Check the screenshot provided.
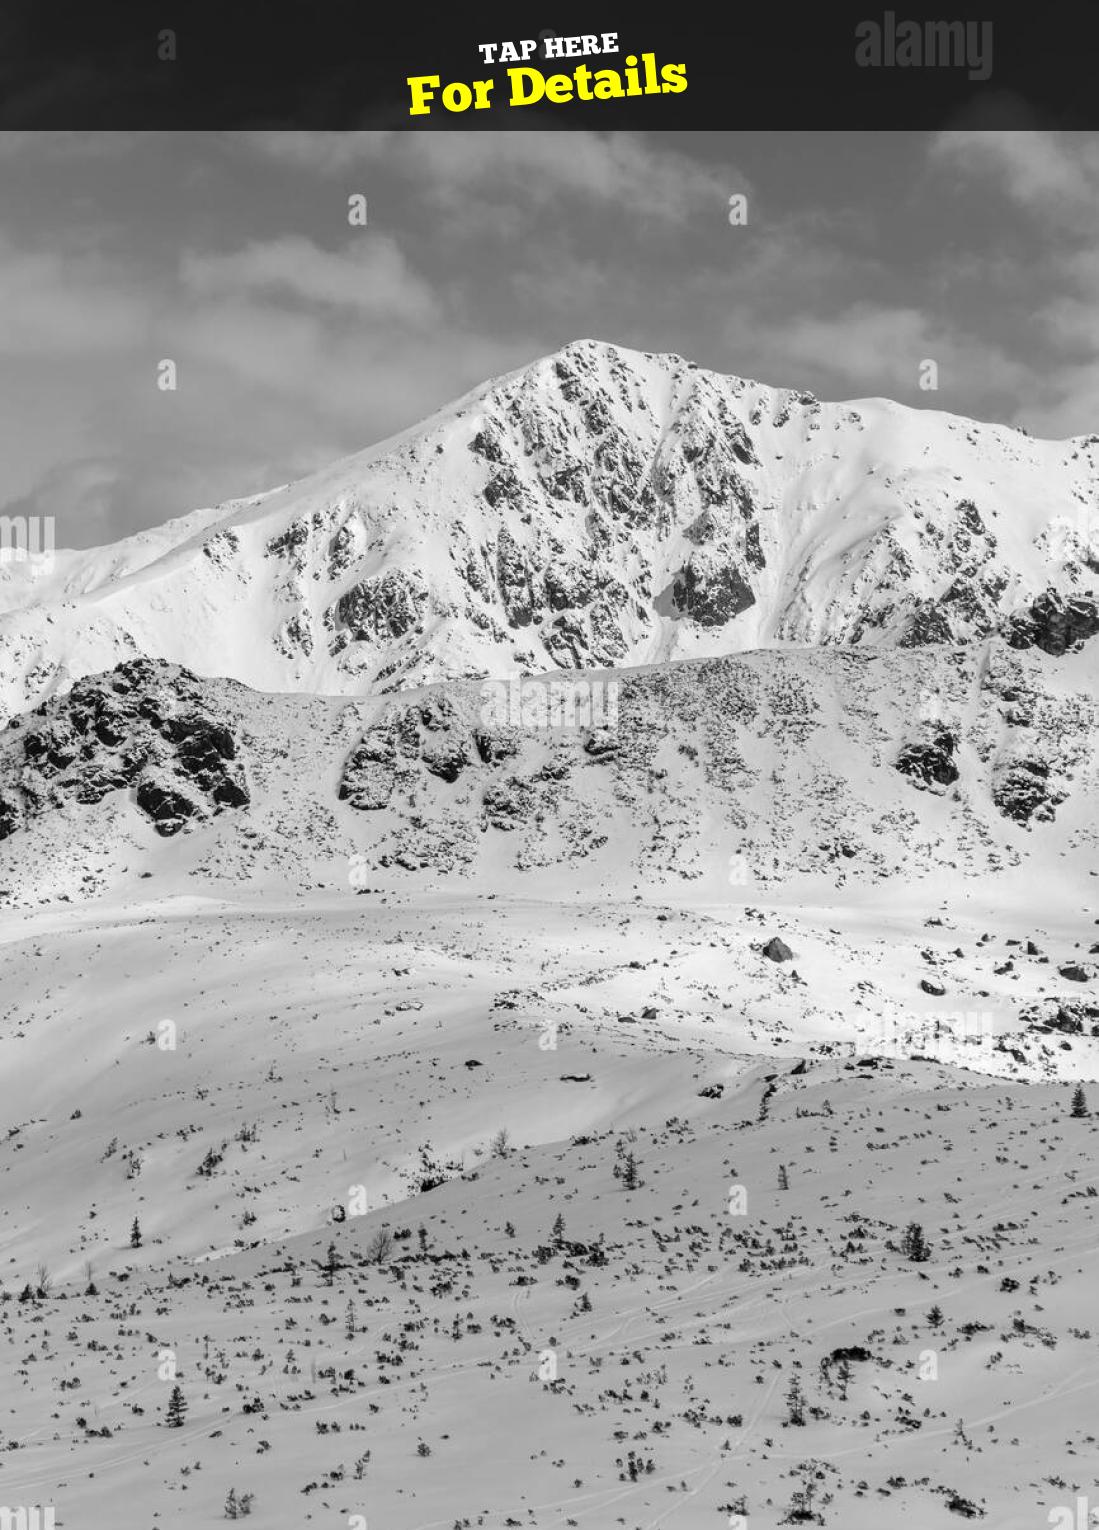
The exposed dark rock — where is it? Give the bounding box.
[468,427,504,462]
[956,500,986,537]
[265,519,309,559]
[135,780,202,836]
[418,696,459,732]
[174,720,236,772]
[22,727,79,777]
[483,466,526,512]
[472,730,519,766]
[545,460,590,505]
[762,936,793,962]
[899,603,955,647]
[73,766,136,805]
[326,524,357,580]
[992,758,1064,825]
[1006,590,1099,656]
[340,733,397,811]
[336,570,427,642]
[583,728,619,760]
[482,777,534,829]
[894,732,959,789]
[0,791,21,841]
[543,559,593,612]
[211,776,250,809]
[422,740,469,783]
[494,526,534,627]
[744,520,766,570]
[1022,997,1099,1034]
[0,663,248,841]
[673,555,755,627]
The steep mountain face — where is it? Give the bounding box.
[1,339,1097,721]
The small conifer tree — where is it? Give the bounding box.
[900,1221,931,1262]
[166,1385,187,1428]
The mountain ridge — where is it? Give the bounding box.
[0,338,1096,723]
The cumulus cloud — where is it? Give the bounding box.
[930,131,1099,225]
[180,235,440,324]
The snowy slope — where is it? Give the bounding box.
[0,641,1095,1100]
[1,890,1098,1528]
[2,341,1099,1530]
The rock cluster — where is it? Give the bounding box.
[0,660,249,839]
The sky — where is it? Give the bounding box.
[1,128,1097,549]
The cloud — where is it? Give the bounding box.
[0,456,139,546]
[925,133,1099,432]
[179,235,439,325]
[236,130,736,222]
[930,131,1099,225]
[1021,358,1099,440]
[0,237,147,356]
[724,300,1029,408]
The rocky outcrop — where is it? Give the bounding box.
[339,732,397,811]
[335,570,428,642]
[991,758,1065,825]
[1005,591,1099,656]
[135,777,204,837]
[1021,997,1099,1036]
[894,732,960,790]
[673,553,756,627]
[0,659,249,840]
[0,610,1092,898]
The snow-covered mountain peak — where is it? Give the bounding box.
[0,340,1096,721]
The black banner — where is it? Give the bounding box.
[1,3,1096,129]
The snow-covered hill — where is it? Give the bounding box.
[2,340,1099,1528]
[1,637,1095,898]
[0,641,1095,1085]
[2,339,1097,721]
